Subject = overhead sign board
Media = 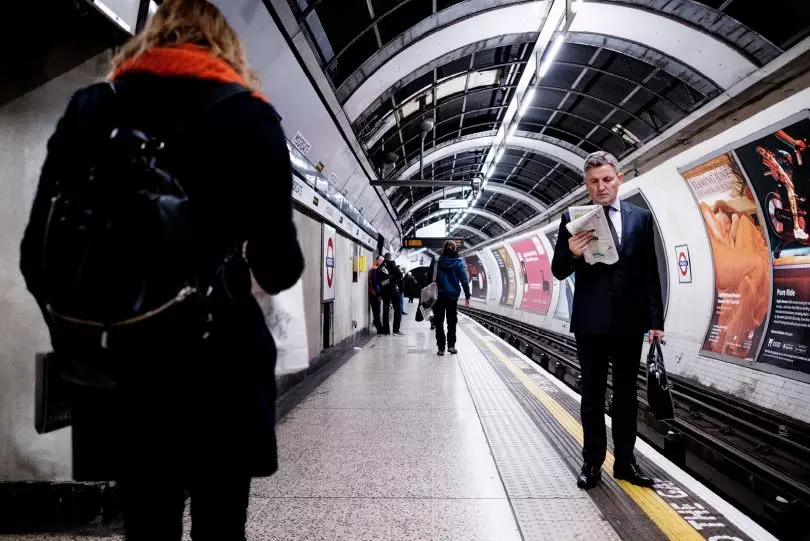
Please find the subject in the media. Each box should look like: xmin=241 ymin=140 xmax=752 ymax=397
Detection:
xmin=438 ymin=199 xmax=469 ymax=209
xmin=403 ymin=237 xmax=466 ymax=250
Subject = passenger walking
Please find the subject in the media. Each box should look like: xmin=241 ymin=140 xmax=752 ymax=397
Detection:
xmin=428 ymin=241 xmax=471 ymax=355
xmin=19 ymin=1 xmax=304 ymax=539
xmin=378 ymin=253 xmax=404 ymax=335
xmin=551 ymin=151 xmax=664 ymax=490
xmin=369 ymin=255 xmax=385 ymax=333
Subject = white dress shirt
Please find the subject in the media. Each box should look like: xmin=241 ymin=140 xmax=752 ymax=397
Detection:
xmin=604 ymin=199 xmax=622 ymax=244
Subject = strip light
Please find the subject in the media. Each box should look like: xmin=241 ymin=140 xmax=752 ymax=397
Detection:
xmin=538 ymin=34 xmax=565 ymax=78
xmin=518 ymin=87 xmax=536 ymax=118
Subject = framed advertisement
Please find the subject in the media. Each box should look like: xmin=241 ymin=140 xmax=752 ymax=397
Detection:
xmin=464 ymin=254 xmax=488 ymax=301
xmin=509 ymin=236 xmax=553 ymax=315
xmin=322 ymin=223 xmax=336 ymax=303
xmin=679 ymin=110 xmax=810 ymax=379
xmin=491 ymin=246 xmax=516 ymax=307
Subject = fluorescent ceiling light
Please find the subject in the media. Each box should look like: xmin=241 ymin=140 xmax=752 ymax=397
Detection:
xmin=538 ymin=34 xmax=565 ymax=78
xmin=571 ymin=0 xmax=584 ymax=14
xmin=518 ymin=88 xmax=536 ymax=117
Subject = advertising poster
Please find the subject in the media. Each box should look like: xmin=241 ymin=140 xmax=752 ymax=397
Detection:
xmin=491 ymin=247 xmax=516 ymax=306
xmin=546 ymin=229 xmax=575 ymax=321
xmin=682 ymin=153 xmax=771 ymax=361
xmin=510 ymin=236 xmax=553 ymax=315
xmin=734 ymin=117 xmax=810 ymax=372
xmin=322 ymin=223 xmax=336 ymax=302
xmin=464 ymin=254 xmax=488 ymax=300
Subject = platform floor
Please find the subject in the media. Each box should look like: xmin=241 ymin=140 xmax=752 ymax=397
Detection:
xmin=3 ymin=315 xmax=773 ymax=540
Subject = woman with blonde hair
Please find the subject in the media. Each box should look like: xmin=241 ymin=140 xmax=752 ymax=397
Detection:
xmin=20 ymin=1 xmax=304 ymax=539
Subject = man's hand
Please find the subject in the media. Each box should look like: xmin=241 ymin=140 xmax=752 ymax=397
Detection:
xmin=649 ymin=329 xmax=665 ymax=344
xmin=465 ymin=298 xmax=471 ymax=307
xmin=568 ymin=231 xmax=593 ymax=257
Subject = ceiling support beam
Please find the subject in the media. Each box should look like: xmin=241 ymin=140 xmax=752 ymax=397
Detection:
xmin=371 ymin=180 xmax=472 ymax=187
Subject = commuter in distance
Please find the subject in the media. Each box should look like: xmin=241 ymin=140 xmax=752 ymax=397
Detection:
xmin=369 ymin=254 xmax=385 ymax=333
xmin=377 ymin=253 xmax=405 ymax=335
xmin=551 ymin=151 xmax=664 ymax=490
xmin=20 ymin=0 xmax=304 ymax=538
xmin=428 ymin=240 xmax=472 ymax=356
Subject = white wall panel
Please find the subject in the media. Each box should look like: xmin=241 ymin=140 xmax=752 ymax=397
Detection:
xmin=333 ymin=234 xmax=355 ymax=344
xmin=293 ymin=210 xmax=324 ymax=359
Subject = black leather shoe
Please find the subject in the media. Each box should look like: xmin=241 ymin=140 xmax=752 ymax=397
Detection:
xmin=576 ymin=463 xmax=602 ymax=489
xmin=613 ymin=462 xmax=654 ymax=487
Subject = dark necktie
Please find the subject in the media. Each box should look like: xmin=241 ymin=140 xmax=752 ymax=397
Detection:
xmin=603 ymin=206 xmax=621 ymax=250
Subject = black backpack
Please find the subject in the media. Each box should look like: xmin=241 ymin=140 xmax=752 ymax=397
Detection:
xmin=37 ymin=81 xmax=250 ymax=349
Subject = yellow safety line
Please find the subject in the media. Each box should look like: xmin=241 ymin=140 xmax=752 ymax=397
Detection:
xmin=467 ymin=326 xmax=703 ymax=541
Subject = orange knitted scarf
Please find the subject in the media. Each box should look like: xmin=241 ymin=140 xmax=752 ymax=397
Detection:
xmin=112 ymin=44 xmax=267 ymax=103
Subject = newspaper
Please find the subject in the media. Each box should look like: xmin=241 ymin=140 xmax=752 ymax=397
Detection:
xmin=565 ymin=205 xmax=619 ymax=265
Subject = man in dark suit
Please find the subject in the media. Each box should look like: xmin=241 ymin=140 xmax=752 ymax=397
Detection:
xmin=551 ymin=151 xmax=664 ymax=490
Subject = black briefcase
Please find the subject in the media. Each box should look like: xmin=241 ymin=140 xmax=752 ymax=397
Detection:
xmin=35 ymin=352 xmax=72 ymax=434
xmin=646 ymin=338 xmax=675 ymax=421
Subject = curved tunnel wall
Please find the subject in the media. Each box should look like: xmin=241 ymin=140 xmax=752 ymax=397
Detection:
xmin=464 ymin=87 xmax=810 ymax=425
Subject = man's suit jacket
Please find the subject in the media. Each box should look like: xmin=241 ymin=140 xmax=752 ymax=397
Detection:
xmin=551 ymin=201 xmax=664 ymax=335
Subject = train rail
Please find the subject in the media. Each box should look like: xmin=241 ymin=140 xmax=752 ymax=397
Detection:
xmin=459 ymin=306 xmax=810 ymax=540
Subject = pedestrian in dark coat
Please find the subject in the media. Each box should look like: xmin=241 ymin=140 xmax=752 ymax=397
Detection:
xmin=19 ymin=1 xmax=304 ymax=539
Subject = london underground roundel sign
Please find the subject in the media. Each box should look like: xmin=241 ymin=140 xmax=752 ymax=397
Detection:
xmin=326 ymin=237 xmax=335 ymax=287
xmin=674 ymin=244 xmax=691 ymax=283
xmin=323 ymin=224 xmax=337 ymax=301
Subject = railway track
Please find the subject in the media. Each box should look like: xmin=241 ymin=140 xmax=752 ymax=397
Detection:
xmin=460 ymin=306 xmax=810 ymax=539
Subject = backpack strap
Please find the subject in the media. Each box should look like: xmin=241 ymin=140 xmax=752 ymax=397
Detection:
xmin=432 ymin=258 xmax=439 ymax=283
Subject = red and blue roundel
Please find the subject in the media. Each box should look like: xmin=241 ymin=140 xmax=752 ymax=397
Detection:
xmin=326 ymin=237 xmax=335 ymax=288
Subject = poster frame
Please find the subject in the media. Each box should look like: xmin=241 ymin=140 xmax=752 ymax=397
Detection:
xmin=677 ymin=109 xmax=810 ymax=383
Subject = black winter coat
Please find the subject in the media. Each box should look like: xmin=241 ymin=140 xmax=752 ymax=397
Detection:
xmin=20 ymin=74 xmax=305 ymax=481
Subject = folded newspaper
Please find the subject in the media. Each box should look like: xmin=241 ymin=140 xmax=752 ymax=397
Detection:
xmin=565 ymin=205 xmax=619 ymax=265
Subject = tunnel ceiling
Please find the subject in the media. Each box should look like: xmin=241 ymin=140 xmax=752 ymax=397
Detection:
xmin=284 ymin=0 xmax=810 ymax=246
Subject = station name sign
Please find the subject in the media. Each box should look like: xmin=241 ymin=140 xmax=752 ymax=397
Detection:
xmin=403 ymin=237 xmax=466 ymax=249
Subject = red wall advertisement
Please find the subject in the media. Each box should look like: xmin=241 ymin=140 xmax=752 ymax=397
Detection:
xmin=510 ymin=236 xmax=553 ymax=315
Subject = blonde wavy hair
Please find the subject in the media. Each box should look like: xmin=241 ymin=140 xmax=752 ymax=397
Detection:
xmin=110 ymin=0 xmax=260 ymax=90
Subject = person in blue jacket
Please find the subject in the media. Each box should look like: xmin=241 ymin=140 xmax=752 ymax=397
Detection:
xmin=427 ymin=240 xmax=471 ymax=355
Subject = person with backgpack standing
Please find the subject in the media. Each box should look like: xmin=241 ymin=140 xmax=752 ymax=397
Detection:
xmin=19 ymin=1 xmax=304 ymax=539
xmin=377 ymin=253 xmax=404 ymax=336
xmin=427 ymin=241 xmax=471 ymax=355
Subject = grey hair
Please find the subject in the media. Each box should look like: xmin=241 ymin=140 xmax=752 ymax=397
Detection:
xmin=583 ymin=151 xmax=620 ymax=175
